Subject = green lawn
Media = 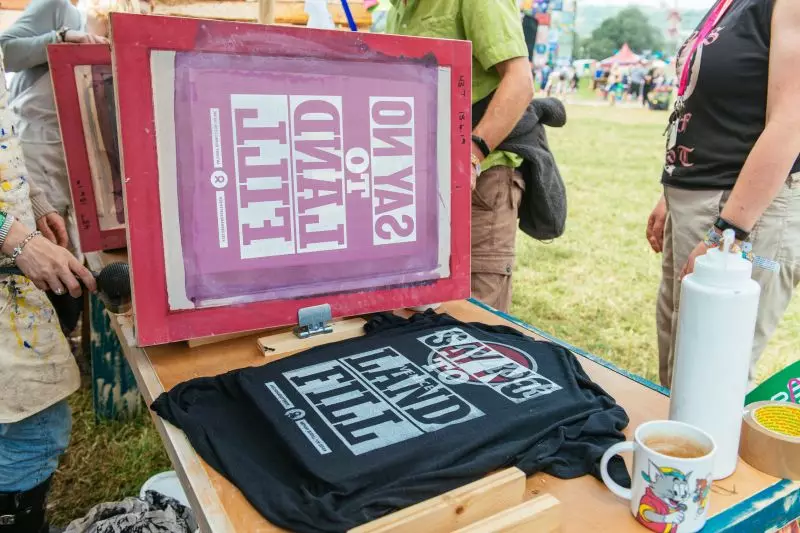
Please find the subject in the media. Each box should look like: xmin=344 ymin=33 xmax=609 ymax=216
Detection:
xmin=49 ymin=103 xmax=799 ymax=526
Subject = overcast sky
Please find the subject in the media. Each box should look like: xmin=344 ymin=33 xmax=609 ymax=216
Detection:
xmin=582 ymin=0 xmax=715 ymax=8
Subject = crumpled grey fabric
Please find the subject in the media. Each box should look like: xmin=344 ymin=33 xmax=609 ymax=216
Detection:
xmin=65 ymin=491 xmax=198 ymax=533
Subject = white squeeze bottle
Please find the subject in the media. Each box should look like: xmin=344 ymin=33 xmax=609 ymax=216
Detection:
xmin=668 ymin=229 xmax=761 ymax=480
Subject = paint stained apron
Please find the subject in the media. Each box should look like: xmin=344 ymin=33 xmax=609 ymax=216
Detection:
xmin=0 ymin=76 xmax=79 ymax=423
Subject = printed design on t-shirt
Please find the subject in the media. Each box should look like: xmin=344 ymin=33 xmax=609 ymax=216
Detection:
xmin=266 ymin=382 xmax=333 ymax=455
xmin=664 ymin=24 xmax=727 ymax=176
xmin=417 ymin=328 xmax=563 ymax=404
xmin=274 ymin=346 xmax=485 ymax=456
xmin=636 ymin=460 xmax=692 ymax=533
xmin=675 ymin=26 xmax=726 ymax=103
xmin=693 ymin=478 xmax=711 ymax=517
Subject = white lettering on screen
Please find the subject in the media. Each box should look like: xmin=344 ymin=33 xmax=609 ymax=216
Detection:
xmin=370 ymin=97 xmax=417 ymax=246
xmin=229 ymin=94 xmax=419 ymax=260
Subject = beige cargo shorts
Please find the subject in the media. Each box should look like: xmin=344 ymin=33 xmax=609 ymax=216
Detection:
xmin=471 ymin=166 xmax=525 ymax=313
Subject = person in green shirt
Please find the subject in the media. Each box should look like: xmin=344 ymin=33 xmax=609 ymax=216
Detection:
xmin=387 ymin=0 xmax=534 ymax=312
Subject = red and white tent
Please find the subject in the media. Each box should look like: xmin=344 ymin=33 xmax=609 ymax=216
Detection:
xmin=601 ymin=43 xmax=641 ymax=66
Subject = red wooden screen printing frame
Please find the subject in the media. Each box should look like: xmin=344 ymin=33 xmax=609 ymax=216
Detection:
xmin=48 ymin=44 xmax=127 ymax=252
xmin=110 ymin=13 xmax=473 ymax=346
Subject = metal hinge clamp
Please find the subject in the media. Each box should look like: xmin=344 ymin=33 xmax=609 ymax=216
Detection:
xmin=294 ymin=304 xmax=333 ymax=339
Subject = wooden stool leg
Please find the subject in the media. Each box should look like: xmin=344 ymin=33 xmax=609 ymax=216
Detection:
xmin=90 ymin=291 xmax=142 ymax=421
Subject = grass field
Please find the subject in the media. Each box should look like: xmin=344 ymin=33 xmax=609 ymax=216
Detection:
xmin=48 ymin=103 xmax=799 ymax=526
xmin=511 ymin=104 xmax=798 ymax=384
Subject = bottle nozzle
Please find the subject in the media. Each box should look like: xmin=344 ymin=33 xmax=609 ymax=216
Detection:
xmin=722 ymin=229 xmax=735 ymax=254
xmin=722 ymin=229 xmax=735 ymax=269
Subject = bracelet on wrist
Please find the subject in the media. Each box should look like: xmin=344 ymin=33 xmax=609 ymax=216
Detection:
xmin=702 ymin=226 xmax=723 ymax=248
xmin=714 ymin=217 xmax=750 ymax=242
xmin=11 ymin=230 xmax=42 ymax=262
xmin=703 ymin=225 xmax=781 ymax=272
xmin=703 ymin=226 xmax=754 ymax=262
xmin=0 ymin=213 xmax=15 ymax=250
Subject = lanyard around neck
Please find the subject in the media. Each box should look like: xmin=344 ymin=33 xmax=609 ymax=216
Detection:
xmin=677 ymin=0 xmax=734 ymax=97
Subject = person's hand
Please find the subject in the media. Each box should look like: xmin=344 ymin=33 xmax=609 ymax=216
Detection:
xmin=470 ymin=163 xmax=478 ymax=191
xmin=664 ymin=511 xmax=685 ymax=524
xmin=3 ymin=222 xmax=96 ymax=297
xmin=470 ymin=141 xmax=485 ymax=191
xmin=63 ymin=30 xmax=108 ymax=45
xmin=681 ymin=241 xmax=709 ymax=279
xmin=646 ymin=195 xmax=668 ymax=253
xmin=37 ymin=212 xmax=68 ymax=248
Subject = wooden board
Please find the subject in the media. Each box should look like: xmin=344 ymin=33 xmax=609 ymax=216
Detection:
xmin=453 ymin=495 xmax=561 ymax=533
xmin=111 ymin=13 xmax=472 ymax=346
xmin=0 ymin=0 xmax=27 ymax=9
xmin=152 ymin=0 xmax=372 ymax=27
xmin=258 ymin=0 xmax=274 ymax=23
xmin=258 ymin=318 xmax=366 ymax=358
xmin=352 ymin=468 xmax=526 ymax=533
xmin=48 ymin=44 xmax=127 ymax=252
xmin=188 ymin=328 xmax=277 ymax=348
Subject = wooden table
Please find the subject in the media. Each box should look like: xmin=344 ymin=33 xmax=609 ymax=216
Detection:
xmin=87 ymin=251 xmax=800 ymax=533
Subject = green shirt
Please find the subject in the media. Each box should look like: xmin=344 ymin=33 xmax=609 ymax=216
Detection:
xmin=386 ymin=0 xmax=526 ymax=171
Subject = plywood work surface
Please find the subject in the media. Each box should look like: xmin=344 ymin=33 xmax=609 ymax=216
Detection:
xmin=86 ymin=249 xmax=790 ymax=533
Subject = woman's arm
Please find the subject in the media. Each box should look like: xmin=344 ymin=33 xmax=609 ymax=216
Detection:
xmin=0 ymin=0 xmax=69 ymax=72
xmin=682 ymin=0 xmax=800 ymax=275
xmin=1 ymin=220 xmax=95 ymax=296
xmin=0 ymin=47 xmax=94 ymax=295
xmin=720 ymin=0 xmax=800 ymax=231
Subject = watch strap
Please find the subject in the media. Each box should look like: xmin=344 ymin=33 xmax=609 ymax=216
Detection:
xmin=714 ymin=217 xmax=750 ymax=242
xmin=471 ymin=134 xmax=491 ymax=158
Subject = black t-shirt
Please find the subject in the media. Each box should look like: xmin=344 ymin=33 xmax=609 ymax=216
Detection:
xmin=152 ymin=313 xmax=630 ymax=533
xmin=662 ymin=0 xmax=800 ymax=190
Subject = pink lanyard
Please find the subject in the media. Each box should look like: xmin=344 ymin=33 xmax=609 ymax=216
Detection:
xmin=677 ymin=0 xmax=734 ymax=97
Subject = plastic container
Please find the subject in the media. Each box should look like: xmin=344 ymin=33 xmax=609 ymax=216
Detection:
xmin=140 ymin=471 xmax=192 ymax=509
xmin=668 ymin=230 xmax=761 ymax=480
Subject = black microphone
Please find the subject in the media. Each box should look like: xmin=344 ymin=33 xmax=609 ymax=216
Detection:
xmin=0 ymin=262 xmax=131 ymax=313
xmin=93 ymin=262 xmax=132 ymax=313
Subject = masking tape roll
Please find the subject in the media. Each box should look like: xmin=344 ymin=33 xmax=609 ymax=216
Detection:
xmin=739 ymin=401 xmax=800 ymax=480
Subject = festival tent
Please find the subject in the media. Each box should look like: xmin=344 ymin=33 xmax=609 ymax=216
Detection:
xmin=601 ymin=43 xmax=641 ymax=66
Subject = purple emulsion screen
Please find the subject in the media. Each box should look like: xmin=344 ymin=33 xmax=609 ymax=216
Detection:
xmin=170 ymin=52 xmax=444 ymax=307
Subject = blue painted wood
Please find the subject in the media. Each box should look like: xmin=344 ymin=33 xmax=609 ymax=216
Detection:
xmin=90 ymin=291 xmax=142 ymax=421
xmin=705 ymin=479 xmax=800 ymax=532
xmin=469 ymin=298 xmax=670 ymax=396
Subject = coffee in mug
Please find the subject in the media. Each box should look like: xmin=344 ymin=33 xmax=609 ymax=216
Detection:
xmin=600 ymin=420 xmax=717 ymax=533
xmin=642 ymin=436 xmax=711 ymax=459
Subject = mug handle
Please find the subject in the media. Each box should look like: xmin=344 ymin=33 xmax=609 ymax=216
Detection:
xmin=600 ymin=441 xmax=633 ymax=500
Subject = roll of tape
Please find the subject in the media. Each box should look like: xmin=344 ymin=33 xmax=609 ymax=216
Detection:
xmin=739 ymin=401 xmax=800 ymax=480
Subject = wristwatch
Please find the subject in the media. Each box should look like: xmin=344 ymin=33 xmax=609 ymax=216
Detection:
xmin=471 ymin=134 xmax=491 ymax=158
xmin=714 ymin=217 xmax=750 ymax=242
xmin=56 ymin=26 xmax=69 ymax=43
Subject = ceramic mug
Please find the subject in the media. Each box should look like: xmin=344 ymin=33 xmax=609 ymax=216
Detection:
xmin=600 ymin=420 xmax=717 ymax=533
